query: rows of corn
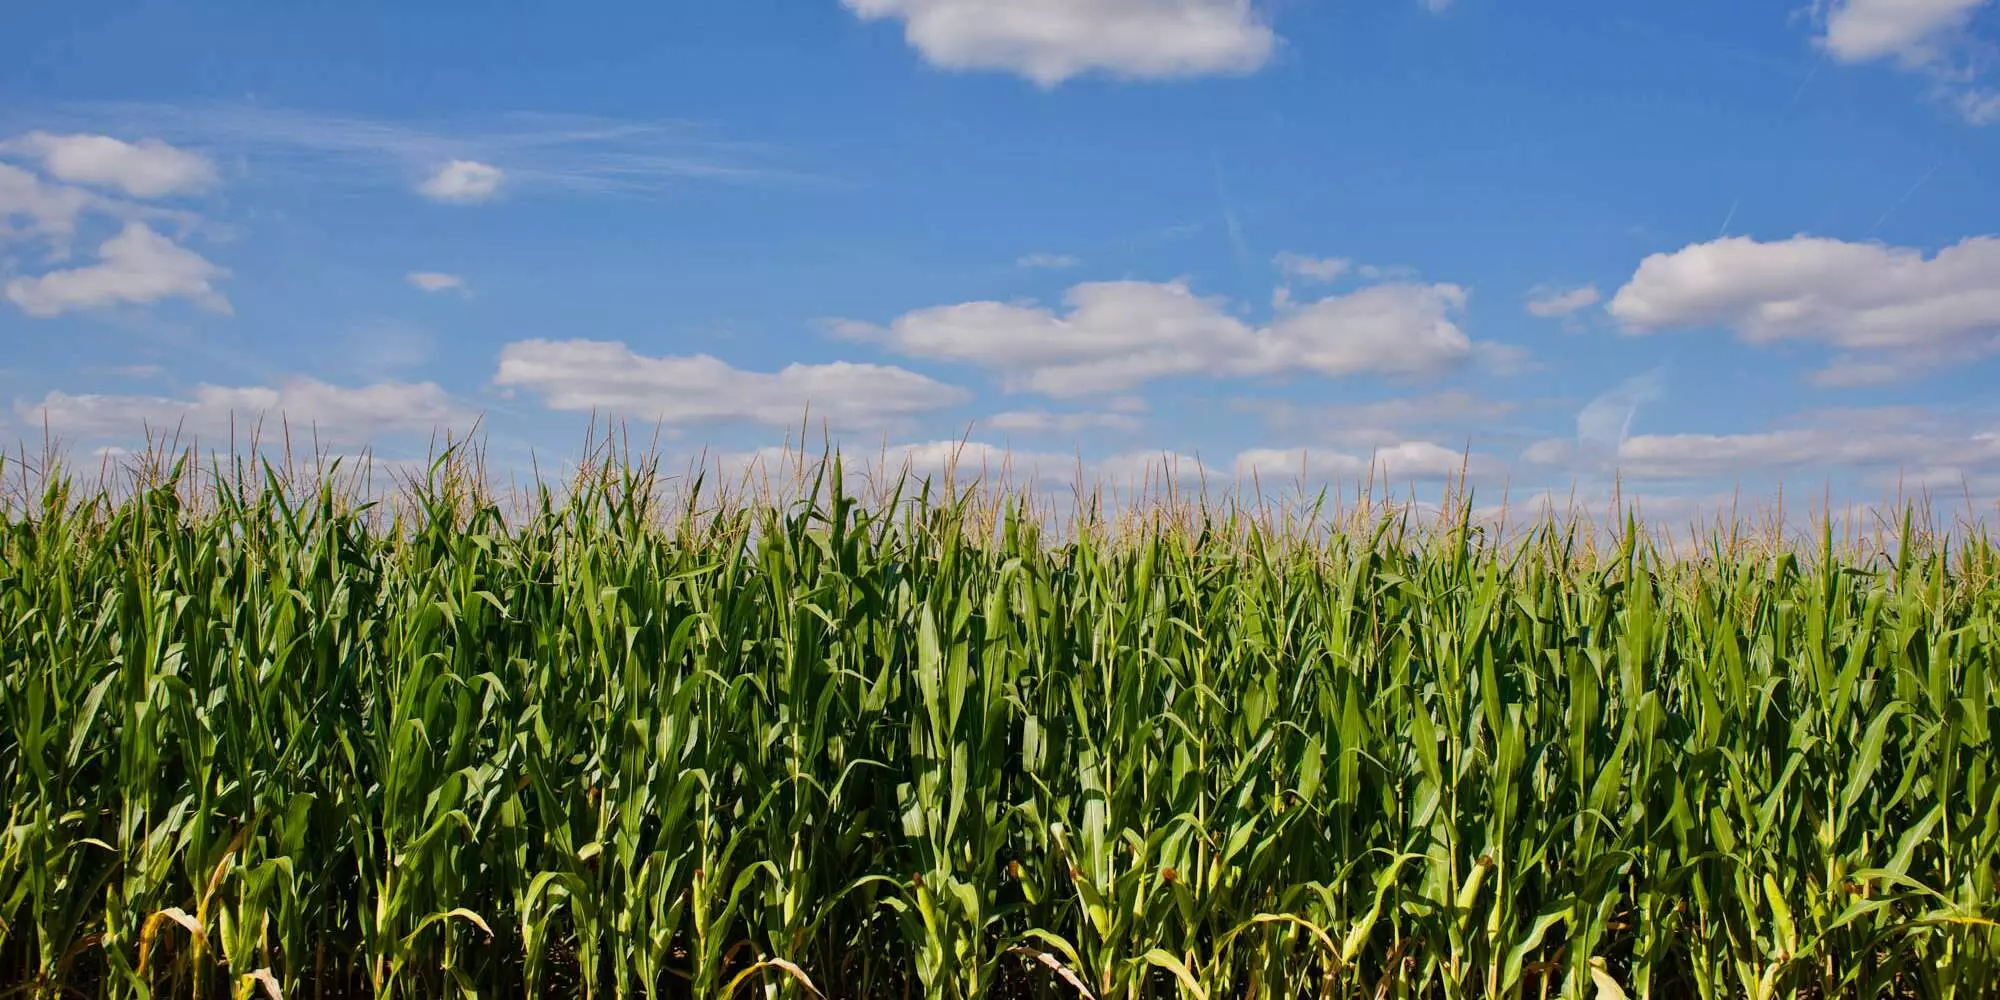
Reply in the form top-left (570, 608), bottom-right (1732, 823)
top-left (2, 453), bottom-right (1997, 999)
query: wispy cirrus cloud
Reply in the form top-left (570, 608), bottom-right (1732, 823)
top-left (11, 103), bottom-right (800, 199)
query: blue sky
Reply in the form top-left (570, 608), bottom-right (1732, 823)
top-left (5, 0), bottom-right (2000, 519)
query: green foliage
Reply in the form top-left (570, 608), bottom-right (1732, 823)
top-left (1, 450), bottom-right (1996, 998)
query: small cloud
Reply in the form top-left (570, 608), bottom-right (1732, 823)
top-left (1525, 283), bottom-right (1600, 318)
top-left (841, 0), bottom-right (1279, 87)
top-left (1016, 252), bottom-right (1080, 269)
top-left (1273, 252), bottom-right (1351, 283)
top-left (1817, 0), bottom-right (1984, 68)
top-left (1419, 0), bottom-right (1454, 10)
top-left (1954, 87), bottom-right (2000, 124)
top-left (419, 160), bottom-right (503, 203)
top-left (407, 271), bottom-right (468, 294)
top-left (1, 131), bottom-right (216, 198)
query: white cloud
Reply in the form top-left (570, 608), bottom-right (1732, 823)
top-left (1956, 86), bottom-right (2000, 123)
top-left (6, 222), bottom-right (230, 317)
top-left (1606, 235), bottom-right (2000, 379)
top-left (837, 278), bottom-right (1483, 397)
top-left (1234, 440), bottom-right (1499, 483)
top-left (1818, 0), bottom-right (1989, 67)
top-left (1607, 429), bottom-right (1911, 480)
top-left (1273, 252), bottom-right (1352, 282)
top-left (879, 440), bottom-right (1072, 481)
top-left (407, 271), bottom-right (467, 294)
top-left (1524, 404), bottom-right (2000, 487)
top-left (1419, 0), bottom-right (1454, 12)
top-left (985, 408), bottom-right (1143, 434)
top-left (1814, 0), bottom-right (1999, 123)
top-left (840, 0), bottom-right (1278, 86)
top-left (715, 439), bottom-right (1078, 488)
top-left (1238, 390), bottom-right (1519, 447)
top-left (20, 377), bottom-right (468, 444)
top-left (492, 339), bottom-right (970, 428)
top-left (419, 160), bottom-right (503, 203)
top-left (1, 132), bottom-right (216, 198)
top-left (0, 162), bottom-right (95, 248)
top-left (1096, 449), bottom-right (1206, 485)
top-left (1525, 283), bottom-right (1601, 318)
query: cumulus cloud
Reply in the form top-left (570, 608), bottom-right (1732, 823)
top-left (1525, 404), bottom-right (2000, 488)
top-left (0, 132), bottom-right (216, 198)
top-left (492, 339), bottom-right (970, 429)
top-left (1817, 0), bottom-right (1989, 67)
top-left (6, 222), bottom-right (230, 317)
top-left (1525, 283), bottom-right (1601, 318)
top-left (407, 271), bottom-right (467, 294)
top-left (0, 162), bottom-right (95, 249)
top-left (1234, 440), bottom-right (1499, 483)
top-left (715, 439), bottom-right (1080, 489)
top-left (840, 0), bottom-right (1279, 86)
top-left (1237, 390), bottom-right (1519, 448)
top-left (1606, 234), bottom-right (2000, 380)
top-left (20, 377), bottom-right (468, 444)
top-left (1273, 252), bottom-right (1352, 283)
top-left (836, 278), bottom-right (1486, 397)
top-left (1814, 0), bottom-right (1998, 122)
top-left (419, 159), bottom-right (503, 203)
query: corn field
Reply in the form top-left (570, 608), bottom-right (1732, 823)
top-left (2, 449), bottom-right (1997, 999)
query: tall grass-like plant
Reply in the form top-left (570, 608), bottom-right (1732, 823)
top-left (0, 443), bottom-right (1996, 999)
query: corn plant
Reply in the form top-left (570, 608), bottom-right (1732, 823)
top-left (0, 445), bottom-right (1996, 998)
